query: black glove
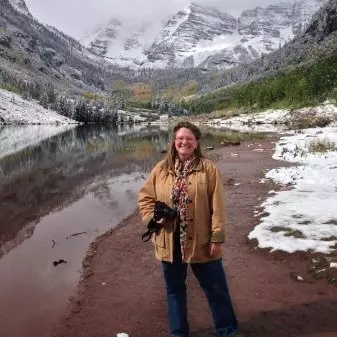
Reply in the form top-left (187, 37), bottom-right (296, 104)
top-left (153, 201), bottom-right (178, 221)
top-left (141, 201), bottom-right (178, 242)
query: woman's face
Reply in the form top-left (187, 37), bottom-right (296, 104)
top-left (174, 127), bottom-right (198, 161)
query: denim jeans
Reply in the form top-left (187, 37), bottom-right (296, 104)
top-left (161, 259), bottom-right (238, 337)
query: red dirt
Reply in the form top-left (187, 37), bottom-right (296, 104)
top-left (53, 136), bottom-right (337, 337)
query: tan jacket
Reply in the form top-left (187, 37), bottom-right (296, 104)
top-left (138, 157), bottom-right (227, 263)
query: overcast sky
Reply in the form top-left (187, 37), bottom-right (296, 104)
top-left (25, 0), bottom-right (295, 39)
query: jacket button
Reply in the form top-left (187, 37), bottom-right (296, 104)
top-left (189, 199), bottom-right (193, 203)
top-left (188, 236), bottom-right (193, 240)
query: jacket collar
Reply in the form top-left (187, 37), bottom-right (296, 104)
top-left (193, 160), bottom-right (203, 171)
top-left (167, 157), bottom-right (203, 174)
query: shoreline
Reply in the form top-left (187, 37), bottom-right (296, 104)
top-left (53, 136), bottom-right (337, 337)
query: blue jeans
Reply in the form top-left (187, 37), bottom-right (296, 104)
top-left (161, 259), bottom-right (238, 337)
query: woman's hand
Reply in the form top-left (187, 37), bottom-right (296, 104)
top-left (209, 243), bottom-right (222, 256)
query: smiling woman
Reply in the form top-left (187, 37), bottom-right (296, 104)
top-left (174, 127), bottom-right (199, 161)
top-left (138, 121), bottom-right (238, 337)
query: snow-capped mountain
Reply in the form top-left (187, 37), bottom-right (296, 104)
top-left (83, 0), bottom-right (326, 70)
top-left (145, 3), bottom-right (237, 68)
top-left (82, 19), bottom-right (122, 57)
top-left (0, 0), bottom-right (134, 97)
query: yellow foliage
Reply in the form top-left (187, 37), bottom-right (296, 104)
top-left (83, 92), bottom-right (102, 100)
top-left (128, 83), bottom-right (152, 101)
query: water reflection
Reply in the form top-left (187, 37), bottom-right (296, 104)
top-left (0, 124), bottom-right (169, 259)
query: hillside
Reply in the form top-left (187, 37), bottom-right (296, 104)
top-left (201, 0), bottom-right (337, 92)
top-left (0, 0), bottom-right (134, 97)
top-left (0, 0), bottom-right (143, 123)
top-left (176, 0), bottom-right (337, 114)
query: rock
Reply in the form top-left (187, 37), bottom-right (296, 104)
top-left (224, 178), bottom-right (236, 186)
top-left (220, 140), bottom-right (241, 146)
top-left (0, 34), bottom-right (11, 48)
top-left (53, 259), bottom-right (67, 267)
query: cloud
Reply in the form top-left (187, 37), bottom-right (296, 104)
top-left (25, 0), bottom-right (295, 39)
top-left (197, 0), bottom-right (295, 15)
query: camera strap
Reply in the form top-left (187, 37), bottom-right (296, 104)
top-left (141, 229), bottom-right (156, 242)
top-left (141, 218), bottom-right (160, 242)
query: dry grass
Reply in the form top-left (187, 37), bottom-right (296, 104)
top-left (308, 138), bottom-right (336, 153)
top-left (286, 110), bottom-right (334, 130)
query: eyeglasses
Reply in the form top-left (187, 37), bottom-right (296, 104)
top-left (175, 137), bottom-right (196, 142)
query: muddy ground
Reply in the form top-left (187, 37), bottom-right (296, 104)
top-left (53, 136), bottom-right (337, 337)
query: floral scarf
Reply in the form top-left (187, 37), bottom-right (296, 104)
top-left (171, 157), bottom-right (195, 257)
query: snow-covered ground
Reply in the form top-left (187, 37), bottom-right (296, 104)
top-left (210, 102), bottom-right (337, 255)
top-left (0, 88), bottom-right (77, 125)
top-left (209, 101), bottom-right (337, 133)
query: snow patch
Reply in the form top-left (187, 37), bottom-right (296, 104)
top-left (0, 89), bottom-right (78, 125)
top-left (214, 102), bottom-right (337, 254)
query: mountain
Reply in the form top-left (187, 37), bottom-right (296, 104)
top-left (0, 0), bottom-right (131, 96)
top-left (194, 0), bottom-right (337, 97)
top-left (83, 0), bottom-right (326, 70)
top-left (7, 0), bottom-right (32, 16)
top-left (82, 18), bottom-right (122, 57)
top-left (303, 0), bottom-right (337, 40)
top-left (144, 3), bottom-right (237, 68)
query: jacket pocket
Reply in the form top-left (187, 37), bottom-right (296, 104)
top-left (155, 230), bottom-right (165, 248)
top-left (197, 232), bottom-right (210, 247)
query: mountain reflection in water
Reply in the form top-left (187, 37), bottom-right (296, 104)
top-left (0, 124), bottom-right (169, 258)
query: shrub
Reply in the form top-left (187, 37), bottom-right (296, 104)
top-left (308, 138), bottom-right (336, 153)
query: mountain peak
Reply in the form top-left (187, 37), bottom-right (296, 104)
top-left (8, 0), bottom-right (32, 17)
top-left (83, 0), bottom-right (326, 70)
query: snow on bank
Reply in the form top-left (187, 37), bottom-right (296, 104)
top-left (250, 127), bottom-right (337, 254)
top-left (215, 103), bottom-right (337, 254)
top-left (208, 101), bottom-right (337, 133)
top-left (0, 88), bottom-right (77, 125)
top-left (210, 109), bottom-right (289, 133)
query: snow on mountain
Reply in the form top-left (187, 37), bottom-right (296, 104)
top-left (7, 0), bottom-right (32, 16)
top-left (292, 0), bottom-right (328, 34)
top-left (82, 19), bottom-right (123, 57)
top-left (83, 0), bottom-right (326, 70)
top-left (82, 20), bottom-right (164, 68)
top-left (145, 3), bottom-right (237, 68)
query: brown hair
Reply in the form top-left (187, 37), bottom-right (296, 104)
top-left (162, 121), bottom-right (204, 171)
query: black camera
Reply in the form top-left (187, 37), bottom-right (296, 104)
top-left (141, 201), bottom-right (178, 242)
top-left (154, 201), bottom-right (178, 222)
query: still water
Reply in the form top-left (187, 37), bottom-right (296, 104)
top-left (0, 124), bottom-right (169, 337)
top-left (0, 123), bottom-right (247, 337)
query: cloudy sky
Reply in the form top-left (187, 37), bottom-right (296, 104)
top-left (25, 0), bottom-right (294, 39)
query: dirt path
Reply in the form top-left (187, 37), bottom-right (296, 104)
top-left (53, 136), bottom-right (337, 337)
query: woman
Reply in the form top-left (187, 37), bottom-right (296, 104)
top-left (138, 121), bottom-right (238, 337)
